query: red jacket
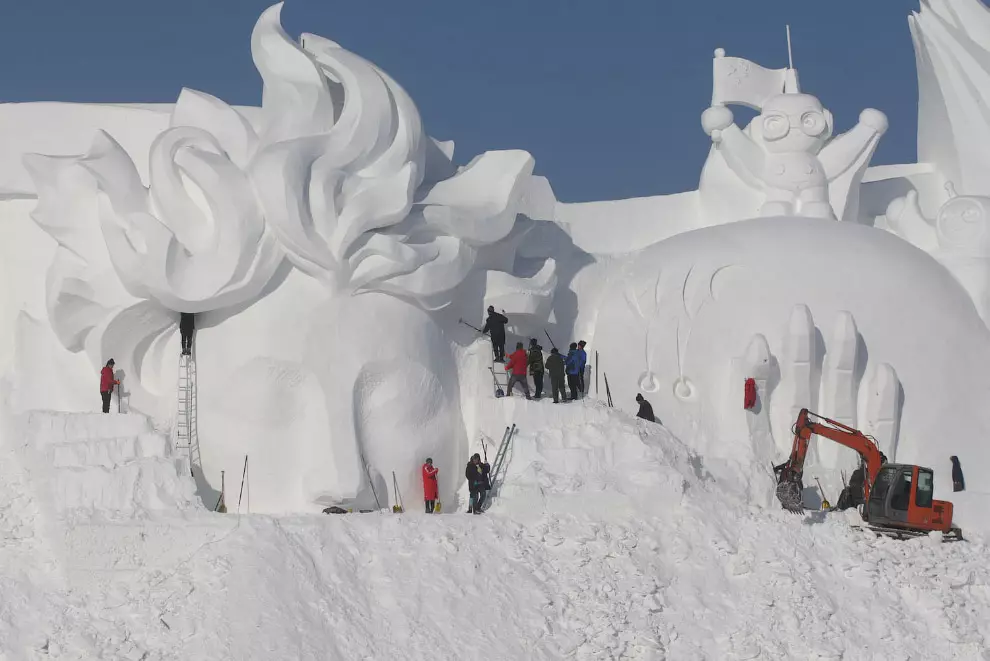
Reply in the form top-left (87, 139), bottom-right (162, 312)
top-left (100, 366), bottom-right (118, 393)
top-left (422, 463), bottom-right (439, 500)
top-left (506, 349), bottom-right (528, 376)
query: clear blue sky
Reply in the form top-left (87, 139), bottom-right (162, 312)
top-left (1, 1), bottom-right (926, 202)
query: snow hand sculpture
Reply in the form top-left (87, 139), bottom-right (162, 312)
top-left (702, 93), bottom-right (888, 220)
top-left (732, 304), bottom-right (901, 493)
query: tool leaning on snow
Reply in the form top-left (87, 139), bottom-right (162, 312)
top-left (773, 408), bottom-right (962, 540)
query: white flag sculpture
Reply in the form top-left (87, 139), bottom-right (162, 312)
top-left (711, 48), bottom-right (799, 110)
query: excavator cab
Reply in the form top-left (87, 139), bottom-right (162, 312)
top-left (866, 464), bottom-right (954, 535)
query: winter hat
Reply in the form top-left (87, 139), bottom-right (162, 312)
top-left (487, 305), bottom-right (495, 313)
top-left (472, 453), bottom-right (481, 461)
top-left (529, 338), bottom-right (538, 346)
top-left (516, 341), bottom-right (524, 349)
top-left (106, 359), bottom-right (115, 367)
top-left (636, 393), bottom-right (644, 402)
top-left (578, 340), bottom-right (586, 347)
top-left (569, 342), bottom-right (578, 350)
top-left (425, 457), bottom-right (433, 464)
top-left (551, 348), bottom-right (559, 354)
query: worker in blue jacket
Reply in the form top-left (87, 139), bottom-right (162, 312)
top-left (576, 340), bottom-right (588, 395)
top-left (565, 342), bottom-right (581, 401)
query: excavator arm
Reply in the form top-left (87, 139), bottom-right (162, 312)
top-left (774, 409), bottom-right (886, 512)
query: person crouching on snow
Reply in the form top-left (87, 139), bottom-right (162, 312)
top-left (100, 359), bottom-right (120, 414)
top-left (422, 458), bottom-right (439, 513)
top-left (465, 453), bottom-right (491, 514)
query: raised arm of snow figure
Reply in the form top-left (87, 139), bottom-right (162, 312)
top-left (820, 109), bottom-right (888, 181)
top-left (702, 106), bottom-right (766, 191)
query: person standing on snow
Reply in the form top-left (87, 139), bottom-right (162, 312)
top-left (528, 338), bottom-right (545, 399)
top-left (100, 359), bottom-right (120, 414)
top-left (951, 456), bottom-right (965, 492)
top-left (545, 347), bottom-right (566, 403)
top-left (481, 306), bottom-right (509, 362)
top-left (465, 453), bottom-right (491, 514)
top-left (179, 312), bottom-right (195, 356)
top-left (576, 340), bottom-right (588, 395)
top-left (565, 343), bottom-right (581, 401)
top-left (422, 458), bottom-right (439, 513)
top-left (635, 393), bottom-right (656, 423)
top-left (505, 342), bottom-right (531, 399)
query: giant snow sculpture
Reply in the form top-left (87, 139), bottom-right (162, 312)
top-left (2, 1), bottom-right (990, 525)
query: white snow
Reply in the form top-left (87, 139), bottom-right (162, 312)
top-left (1, 399), bottom-right (988, 660)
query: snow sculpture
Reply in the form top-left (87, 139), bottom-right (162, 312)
top-left (910, 0), bottom-right (990, 198)
top-left (887, 184), bottom-right (990, 326)
top-left (700, 50), bottom-right (887, 221)
top-left (22, 3), bottom-right (548, 512)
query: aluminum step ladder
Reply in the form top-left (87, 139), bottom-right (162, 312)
top-left (175, 353), bottom-right (199, 476)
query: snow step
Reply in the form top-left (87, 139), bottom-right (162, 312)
top-left (51, 457), bottom-right (197, 512)
top-left (21, 411), bottom-right (151, 445)
top-left (47, 433), bottom-right (171, 469)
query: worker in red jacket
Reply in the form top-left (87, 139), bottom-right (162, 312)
top-left (422, 458), bottom-right (439, 513)
top-left (504, 342), bottom-right (531, 399)
top-left (100, 359), bottom-right (120, 414)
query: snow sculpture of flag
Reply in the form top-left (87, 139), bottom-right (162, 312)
top-left (711, 49), bottom-right (798, 110)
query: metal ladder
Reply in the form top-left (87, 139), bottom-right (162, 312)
top-left (489, 423), bottom-right (516, 495)
top-left (175, 354), bottom-right (199, 476)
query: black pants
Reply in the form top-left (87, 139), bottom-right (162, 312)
top-left (567, 374), bottom-right (580, 400)
top-left (469, 489), bottom-right (486, 513)
top-left (532, 372), bottom-right (544, 398)
top-left (491, 334), bottom-right (505, 361)
top-left (180, 328), bottom-right (194, 355)
top-left (550, 375), bottom-right (565, 402)
top-left (425, 500), bottom-right (436, 513)
top-left (578, 368), bottom-right (585, 393)
top-left (101, 390), bottom-right (112, 414)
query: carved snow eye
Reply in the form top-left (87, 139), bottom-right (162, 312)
top-left (800, 111), bottom-right (826, 137)
top-left (762, 113), bottom-right (789, 141)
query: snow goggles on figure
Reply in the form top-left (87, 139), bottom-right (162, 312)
top-left (761, 110), bottom-right (829, 140)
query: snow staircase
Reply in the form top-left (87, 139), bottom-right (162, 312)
top-left (13, 411), bottom-right (199, 515)
top-left (175, 353), bottom-right (199, 475)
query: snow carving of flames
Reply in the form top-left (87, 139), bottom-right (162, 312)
top-left (25, 2), bottom-right (545, 416)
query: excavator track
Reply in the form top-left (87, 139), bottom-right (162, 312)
top-left (865, 524), bottom-right (964, 543)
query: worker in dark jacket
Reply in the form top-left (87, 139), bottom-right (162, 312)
top-left (635, 393), bottom-right (656, 422)
top-left (528, 338), bottom-right (545, 399)
top-left (951, 455), bottom-right (965, 492)
top-left (481, 306), bottom-right (509, 362)
top-left (465, 453), bottom-right (491, 514)
top-left (545, 348), bottom-right (566, 403)
top-left (100, 359), bottom-right (120, 414)
top-left (179, 312), bottom-right (195, 356)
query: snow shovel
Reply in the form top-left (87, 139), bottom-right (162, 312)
top-left (434, 501), bottom-right (442, 513)
top-left (391, 471), bottom-right (405, 513)
top-left (489, 367), bottom-right (505, 398)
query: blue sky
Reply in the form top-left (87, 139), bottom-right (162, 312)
top-left (1, 1), bottom-right (924, 202)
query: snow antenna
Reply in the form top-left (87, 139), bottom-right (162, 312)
top-left (784, 25), bottom-right (801, 94)
top-left (786, 25), bottom-right (794, 70)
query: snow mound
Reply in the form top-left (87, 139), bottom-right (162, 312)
top-left (0, 400), bottom-right (988, 659)
top-left (9, 411), bottom-right (198, 515)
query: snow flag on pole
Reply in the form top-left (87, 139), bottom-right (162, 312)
top-left (711, 49), bottom-right (790, 110)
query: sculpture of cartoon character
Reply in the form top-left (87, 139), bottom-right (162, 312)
top-left (701, 93), bottom-right (888, 219)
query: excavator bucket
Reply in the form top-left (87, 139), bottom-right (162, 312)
top-left (772, 462), bottom-right (804, 513)
top-left (775, 479), bottom-right (804, 513)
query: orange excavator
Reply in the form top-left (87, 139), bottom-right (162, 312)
top-left (774, 409), bottom-right (962, 540)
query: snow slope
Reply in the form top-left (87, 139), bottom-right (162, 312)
top-left (2, 398), bottom-right (988, 660)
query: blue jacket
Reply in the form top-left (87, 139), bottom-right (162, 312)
top-left (565, 350), bottom-right (581, 375)
top-left (576, 348), bottom-right (587, 369)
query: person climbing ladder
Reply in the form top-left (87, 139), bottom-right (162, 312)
top-left (481, 306), bottom-right (509, 362)
top-left (179, 312), bottom-right (196, 356)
